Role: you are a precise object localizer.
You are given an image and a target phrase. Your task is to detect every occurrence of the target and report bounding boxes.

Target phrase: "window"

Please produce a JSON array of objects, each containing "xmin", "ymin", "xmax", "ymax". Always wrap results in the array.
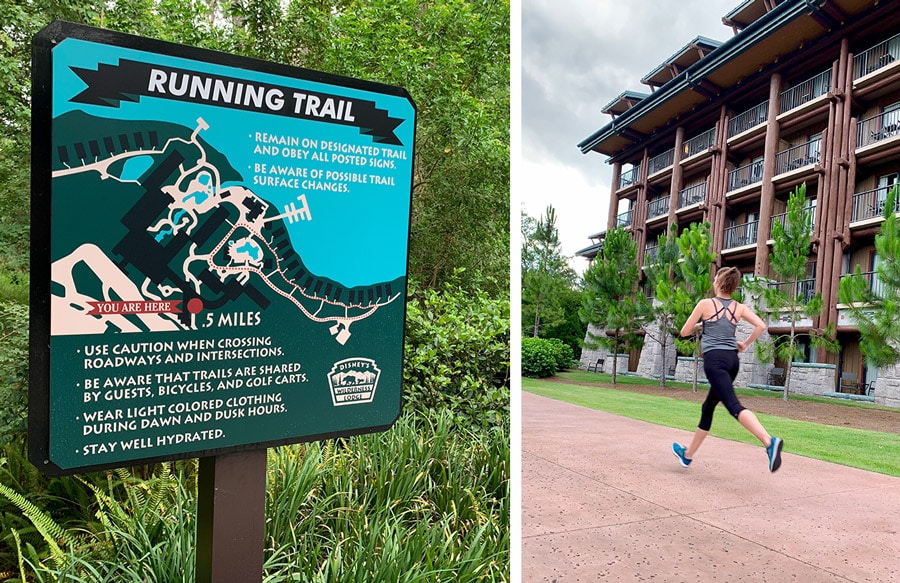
[
  {"xmin": 876, "ymin": 172, "xmax": 899, "ymax": 212},
  {"xmin": 807, "ymin": 132, "xmax": 822, "ymax": 162}
]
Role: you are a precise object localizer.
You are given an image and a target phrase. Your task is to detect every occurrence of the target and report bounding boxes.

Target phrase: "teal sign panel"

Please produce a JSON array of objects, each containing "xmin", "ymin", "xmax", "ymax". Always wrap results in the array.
[{"xmin": 30, "ymin": 21, "xmax": 415, "ymax": 475}]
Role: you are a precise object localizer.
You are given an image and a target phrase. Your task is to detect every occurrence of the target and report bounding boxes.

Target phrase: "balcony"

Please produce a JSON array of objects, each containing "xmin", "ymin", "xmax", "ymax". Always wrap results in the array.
[
  {"xmin": 857, "ymin": 112, "xmax": 900, "ymax": 149},
  {"xmin": 774, "ymin": 138, "xmax": 821, "ymax": 175},
  {"xmin": 770, "ymin": 278, "xmax": 816, "ymax": 303},
  {"xmin": 727, "ymin": 160, "xmax": 764, "ymax": 192},
  {"xmin": 616, "ymin": 208, "xmax": 633, "ymax": 228},
  {"xmin": 723, "ymin": 220, "xmax": 759, "ymax": 250},
  {"xmin": 648, "ymin": 148, "xmax": 675, "ymax": 175},
  {"xmin": 619, "ymin": 165, "xmax": 640, "ymax": 190},
  {"xmin": 850, "ymin": 187, "xmax": 900, "ymax": 222},
  {"xmin": 853, "ymin": 32, "xmax": 900, "ymax": 79},
  {"xmin": 644, "ymin": 244, "xmax": 658, "ymax": 265},
  {"xmin": 840, "ymin": 271, "xmax": 886, "ymax": 299},
  {"xmin": 647, "ymin": 196, "xmax": 670, "ymax": 220},
  {"xmin": 769, "ymin": 202, "xmax": 816, "ymax": 237},
  {"xmin": 727, "ymin": 101, "xmax": 768, "ymax": 138},
  {"xmin": 678, "ymin": 182, "xmax": 706, "ymax": 209},
  {"xmin": 779, "ymin": 69, "xmax": 831, "ymax": 114},
  {"xmin": 683, "ymin": 128, "xmax": 716, "ymax": 159}
]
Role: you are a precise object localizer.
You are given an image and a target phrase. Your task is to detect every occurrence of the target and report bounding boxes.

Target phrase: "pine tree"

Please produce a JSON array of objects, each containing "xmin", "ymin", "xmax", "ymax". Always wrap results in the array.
[
  {"xmin": 580, "ymin": 227, "xmax": 651, "ymax": 384},
  {"xmin": 838, "ymin": 186, "xmax": 900, "ymax": 368},
  {"xmin": 669, "ymin": 222, "xmax": 716, "ymax": 392},
  {"xmin": 750, "ymin": 183, "xmax": 837, "ymax": 401},
  {"xmin": 522, "ymin": 206, "xmax": 578, "ymax": 338},
  {"xmin": 644, "ymin": 224, "xmax": 681, "ymax": 387}
]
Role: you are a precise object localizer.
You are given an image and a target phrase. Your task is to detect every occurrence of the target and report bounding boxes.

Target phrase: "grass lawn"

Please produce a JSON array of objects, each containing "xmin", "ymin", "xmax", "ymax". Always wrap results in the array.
[{"xmin": 523, "ymin": 376, "xmax": 900, "ymax": 477}]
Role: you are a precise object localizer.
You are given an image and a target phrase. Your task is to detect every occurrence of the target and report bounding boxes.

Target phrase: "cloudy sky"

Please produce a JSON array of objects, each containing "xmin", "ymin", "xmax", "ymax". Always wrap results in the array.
[{"xmin": 520, "ymin": 0, "xmax": 744, "ymax": 273}]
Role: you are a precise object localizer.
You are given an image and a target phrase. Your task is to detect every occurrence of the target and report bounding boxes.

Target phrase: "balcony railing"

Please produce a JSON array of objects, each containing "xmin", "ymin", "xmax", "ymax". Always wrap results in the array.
[
  {"xmin": 853, "ymin": 31, "xmax": 900, "ymax": 79},
  {"xmin": 647, "ymin": 196, "xmax": 670, "ymax": 220},
  {"xmin": 616, "ymin": 209, "xmax": 633, "ymax": 228},
  {"xmin": 619, "ymin": 165, "xmax": 640, "ymax": 189},
  {"xmin": 728, "ymin": 101, "xmax": 768, "ymax": 137},
  {"xmin": 723, "ymin": 220, "xmax": 759, "ymax": 249},
  {"xmin": 727, "ymin": 160, "xmax": 764, "ymax": 191},
  {"xmin": 780, "ymin": 69, "xmax": 831, "ymax": 113},
  {"xmin": 850, "ymin": 187, "xmax": 900, "ymax": 222},
  {"xmin": 770, "ymin": 278, "xmax": 817, "ymax": 303},
  {"xmin": 774, "ymin": 138, "xmax": 821, "ymax": 174},
  {"xmin": 644, "ymin": 244, "xmax": 659, "ymax": 264},
  {"xmin": 648, "ymin": 148, "xmax": 675, "ymax": 175},
  {"xmin": 678, "ymin": 182, "xmax": 706, "ymax": 208},
  {"xmin": 683, "ymin": 128, "xmax": 716, "ymax": 158},
  {"xmin": 840, "ymin": 271, "xmax": 886, "ymax": 299},
  {"xmin": 857, "ymin": 111, "xmax": 900, "ymax": 148},
  {"xmin": 769, "ymin": 202, "xmax": 817, "ymax": 237}
]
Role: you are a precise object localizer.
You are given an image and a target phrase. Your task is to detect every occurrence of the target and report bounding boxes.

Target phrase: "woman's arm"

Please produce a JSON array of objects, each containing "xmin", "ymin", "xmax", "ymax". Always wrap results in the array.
[
  {"xmin": 679, "ymin": 300, "xmax": 708, "ymax": 337},
  {"xmin": 736, "ymin": 304, "xmax": 766, "ymax": 352}
]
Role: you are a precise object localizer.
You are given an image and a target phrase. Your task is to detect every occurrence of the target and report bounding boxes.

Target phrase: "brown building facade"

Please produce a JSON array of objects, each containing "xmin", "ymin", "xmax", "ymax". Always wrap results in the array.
[{"xmin": 578, "ymin": 0, "xmax": 900, "ymax": 407}]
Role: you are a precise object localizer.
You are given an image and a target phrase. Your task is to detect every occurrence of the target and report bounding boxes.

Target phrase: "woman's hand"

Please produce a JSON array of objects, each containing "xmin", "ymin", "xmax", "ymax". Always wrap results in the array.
[{"xmin": 737, "ymin": 340, "xmax": 749, "ymax": 353}]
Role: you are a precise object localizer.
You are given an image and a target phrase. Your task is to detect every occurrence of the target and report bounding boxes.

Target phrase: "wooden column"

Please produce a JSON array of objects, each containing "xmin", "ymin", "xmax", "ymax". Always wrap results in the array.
[
  {"xmin": 710, "ymin": 106, "xmax": 730, "ymax": 261},
  {"xmin": 609, "ymin": 162, "xmax": 622, "ymax": 231},
  {"xmin": 755, "ymin": 73, "xmax": 783, "ymax": 277},
  {"xmin": 668, "ymin": 127, "xmax": 686, "ymax": 230}
]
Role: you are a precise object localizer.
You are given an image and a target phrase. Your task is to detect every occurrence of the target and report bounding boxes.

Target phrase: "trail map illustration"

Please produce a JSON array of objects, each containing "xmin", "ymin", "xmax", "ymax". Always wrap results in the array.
[{"xmin": 30, "ymin": 22, "xmax": 415, "ymax": 474}]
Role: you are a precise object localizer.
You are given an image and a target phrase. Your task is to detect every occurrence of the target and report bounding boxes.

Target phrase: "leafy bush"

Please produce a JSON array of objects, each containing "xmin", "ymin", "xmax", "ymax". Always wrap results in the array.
[
  {"xmin": 403, "ymin": 277, "xmax": 510, "ymax": 432},
  {"xmin": 0, "ymin": 301, "xmax": 28, "ymax": 446},
  {"xmin": 521, "ymin": 337, "xmax": 558, "ymax": 378},
  {"xmin": 544, "ymin": 337, "xmax": 575, "ymax": 371}
]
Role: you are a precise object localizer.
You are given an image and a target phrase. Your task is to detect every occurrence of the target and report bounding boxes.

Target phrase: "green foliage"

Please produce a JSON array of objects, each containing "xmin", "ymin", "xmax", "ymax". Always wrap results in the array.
[
  {"xmin": 520, "ymin": 337, "xmax": 558, "ymax": 378},
  {"xmin": 544, "ymin": 337, "xmax": 575, "ymax": 372},
  {"xmin": 403, "ymin": 276, "xmax": 510, "ymax": 432},
  {"xmin": 540, "ymin": 287, "xmax": 587, "ymax": 361},
  {"xmin": 0, "ymin": 302, "xmax": 28, "ymax": 446},
  {"xmin": 749, "ymin": 184, "xmax": 837, "ymax": 398},
  {"xmin": 223, "ymin": 0, "xmax": 512, "ymax": 293},
  {"xmin": 839, "ymin": 187, "xmax": 900, "ymax": 367},
  {"xmin": 645, "ymin": 224, "xmax": 682, "ymax": 385},
  {"xmin": 670, "ymin": 222, "xmax": 715, "ymax": 357},
  {"xmin": 580, "ymin": 227, "xmax": 651, "ymax": 383},
  {"xmin": 3, "ymin": 411, "xmax": 509, "ymax": 581},
  {"xmin": 521, "ymin": 207, "xmax": 579, "ymax": 337}
]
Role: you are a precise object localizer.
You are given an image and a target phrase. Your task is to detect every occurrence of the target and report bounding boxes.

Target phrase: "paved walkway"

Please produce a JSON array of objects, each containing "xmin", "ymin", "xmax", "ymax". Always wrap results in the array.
[{"xmin": 522, "ymin": 391, "xmax": 900, "ymax": 582}]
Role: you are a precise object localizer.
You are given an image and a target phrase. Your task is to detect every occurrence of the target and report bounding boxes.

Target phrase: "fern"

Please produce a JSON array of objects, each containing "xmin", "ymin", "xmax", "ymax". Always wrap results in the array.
[
  {"xmin": 0, "ymin": 481, "xmax": 72, "ymax": 570},
  {"xmin": 10, "ymin": 528, "xmax": 26, "ymax": 583}
]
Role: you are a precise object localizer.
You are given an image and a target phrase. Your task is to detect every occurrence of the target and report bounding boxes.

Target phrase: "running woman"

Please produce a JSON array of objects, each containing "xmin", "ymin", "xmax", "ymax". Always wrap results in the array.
[{"xmin": 672, "ymin": 266, "xmax": 784, "ymax": 472}]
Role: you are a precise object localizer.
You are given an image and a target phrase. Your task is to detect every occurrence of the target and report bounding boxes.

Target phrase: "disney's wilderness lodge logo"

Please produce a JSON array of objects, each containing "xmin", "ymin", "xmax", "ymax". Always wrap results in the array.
[{"xmin": 327, "ymin": 358, "xmax": 381, "ymax": 406}]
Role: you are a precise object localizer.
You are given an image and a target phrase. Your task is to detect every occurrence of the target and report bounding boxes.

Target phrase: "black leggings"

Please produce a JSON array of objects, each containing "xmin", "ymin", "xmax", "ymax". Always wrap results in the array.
[{"xmin": 699, "ymin": 349, "xmax": 746, "ymax": 431}]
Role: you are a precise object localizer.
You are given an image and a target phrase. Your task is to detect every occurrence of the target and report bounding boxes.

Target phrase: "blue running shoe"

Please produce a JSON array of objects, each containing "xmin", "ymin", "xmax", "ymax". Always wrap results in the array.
[
  {"xmin": 766, "ymin": 437, "xmax": 783, "ymax": 472},
  {"xmin": 672, "ymin": 443, "xmax": 691, "ymax": 467}
]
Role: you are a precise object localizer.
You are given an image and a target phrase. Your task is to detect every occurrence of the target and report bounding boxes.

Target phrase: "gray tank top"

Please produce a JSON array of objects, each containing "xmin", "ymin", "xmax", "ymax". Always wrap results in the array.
[{"xmin": 701, "ymin": 298, "xmax": 738, "ymax": 353}]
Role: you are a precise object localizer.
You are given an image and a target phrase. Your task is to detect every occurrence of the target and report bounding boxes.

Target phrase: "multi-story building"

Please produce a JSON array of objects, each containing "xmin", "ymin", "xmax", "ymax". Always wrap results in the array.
[{"xmin": 577, "ymin": 0, "xmax": 899, "ymax": 407}]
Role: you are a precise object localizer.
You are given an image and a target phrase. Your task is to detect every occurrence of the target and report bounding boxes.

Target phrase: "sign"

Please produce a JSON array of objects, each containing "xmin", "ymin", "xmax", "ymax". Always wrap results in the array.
[{"xmin": 30, "ymin": 21, "xmax": 415, "ymax": 475}]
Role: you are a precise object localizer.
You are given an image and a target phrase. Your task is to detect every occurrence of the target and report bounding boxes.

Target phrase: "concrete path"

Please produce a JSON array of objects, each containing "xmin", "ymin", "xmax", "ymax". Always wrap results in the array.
[{"xmin": 521, "ymin": 391, "xmax": 900, "ymax": 582}]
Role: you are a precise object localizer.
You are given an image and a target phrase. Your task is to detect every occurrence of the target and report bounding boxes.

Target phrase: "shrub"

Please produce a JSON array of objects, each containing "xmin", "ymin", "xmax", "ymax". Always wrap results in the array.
[
  {"xmin": 403, "ymin": 278, "xmax": 510, "ymax": 432},
  {"xmin": 544, "ymin": 337, "xmax": 575, "ymax": 371},
  {"xmin": 521, "ymin": 337, "xmax": 558, "ymax": 378},
  {"xmin": 0, "ymin": 301, "xmax": 28, "ymax": 446}
]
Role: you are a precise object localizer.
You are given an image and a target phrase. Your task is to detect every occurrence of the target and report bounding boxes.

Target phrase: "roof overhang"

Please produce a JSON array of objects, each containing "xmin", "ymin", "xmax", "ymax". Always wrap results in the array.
[{"xmin": 578, "ymin": 0, "xmax": 866, "ymax": 160}]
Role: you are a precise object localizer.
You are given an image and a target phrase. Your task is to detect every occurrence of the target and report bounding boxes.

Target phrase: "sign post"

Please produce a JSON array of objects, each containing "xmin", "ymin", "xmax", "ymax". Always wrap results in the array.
[{"xmin": 30, "ymin": 21, "xmax": 415, "ymax": 579}]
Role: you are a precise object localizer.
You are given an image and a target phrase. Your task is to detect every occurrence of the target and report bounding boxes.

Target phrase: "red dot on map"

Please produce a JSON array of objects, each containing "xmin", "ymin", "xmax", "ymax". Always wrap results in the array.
[{"xmin": 187, "ymin": 298, "xmax": 204, "ymax": 314}]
